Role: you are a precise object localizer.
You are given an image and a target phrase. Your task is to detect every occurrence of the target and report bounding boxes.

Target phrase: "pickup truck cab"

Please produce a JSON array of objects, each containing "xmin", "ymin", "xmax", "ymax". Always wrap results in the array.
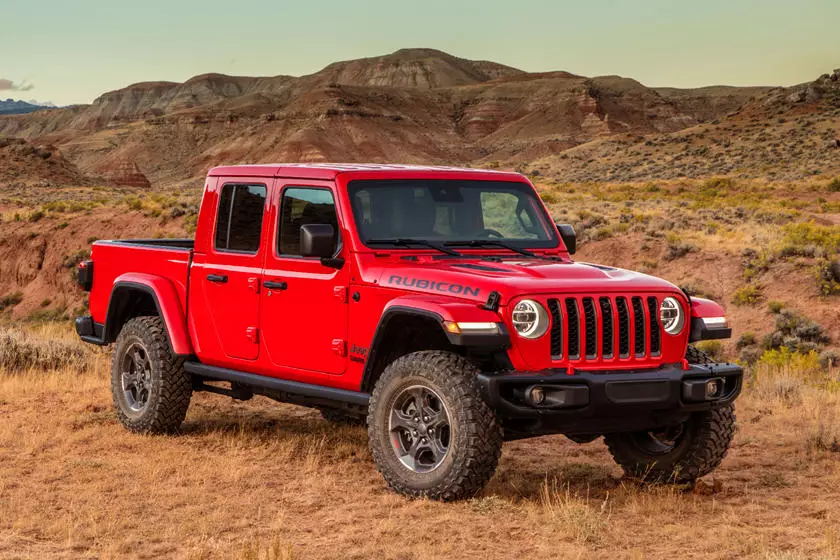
[{"xmin": 76, "ymin": 164, "xmax": 741, "ymax": 500}]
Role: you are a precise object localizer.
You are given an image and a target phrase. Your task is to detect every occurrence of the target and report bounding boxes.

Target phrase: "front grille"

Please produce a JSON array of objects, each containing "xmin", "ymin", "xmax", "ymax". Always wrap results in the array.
[{"xmin": 549, "ymin": 295, "xmax": 663, "ymax": 364}]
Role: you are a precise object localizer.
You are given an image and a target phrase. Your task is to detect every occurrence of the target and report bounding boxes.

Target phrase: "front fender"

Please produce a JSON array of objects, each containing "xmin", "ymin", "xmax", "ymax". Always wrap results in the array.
[
  {"xmin": 688, "ymin": 297, "xmax": 732, "ymax": 342},
  {"xmin": 106, "ymin": 272, "xmax": 193, "ymax": 355},
  {"xmin": 377, "ymin": 294, "xmax": 510, "ymax": 348}
]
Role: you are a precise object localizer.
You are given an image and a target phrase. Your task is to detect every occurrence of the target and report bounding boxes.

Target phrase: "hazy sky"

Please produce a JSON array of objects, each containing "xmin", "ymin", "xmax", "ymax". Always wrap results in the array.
[{"xmin": 3, "ymin": 0, "xmax": 838, "ymax": 106}]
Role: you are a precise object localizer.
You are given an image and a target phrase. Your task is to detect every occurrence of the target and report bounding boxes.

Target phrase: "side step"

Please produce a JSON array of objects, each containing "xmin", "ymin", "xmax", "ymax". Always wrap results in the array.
[{"xmin": 184, "ymin": 362, "xmax": 370, "ymax": 407}]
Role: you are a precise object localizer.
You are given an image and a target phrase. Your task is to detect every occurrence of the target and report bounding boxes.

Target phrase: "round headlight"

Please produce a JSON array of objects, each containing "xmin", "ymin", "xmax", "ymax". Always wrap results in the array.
[
  {"xmin": 659, "ymin": 297, "xmax": 685, "ymax": 335},
  {"xmin": 512, "ymin": 299, "xmax": 549, "ymax": 339}
]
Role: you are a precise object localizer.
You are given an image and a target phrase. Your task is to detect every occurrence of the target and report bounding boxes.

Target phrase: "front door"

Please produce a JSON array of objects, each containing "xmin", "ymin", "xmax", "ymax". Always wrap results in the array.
[
  {"xmin": 193, "ymin": 180, "xmax": 268, "ymax": 361},
  {"xmin": 260, "ymin": 183, "xmax": 349, "ymax": 376}
]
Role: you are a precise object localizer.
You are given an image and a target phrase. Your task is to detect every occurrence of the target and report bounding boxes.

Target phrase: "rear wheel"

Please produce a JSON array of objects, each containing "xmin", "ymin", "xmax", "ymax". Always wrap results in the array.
[
  {"xmin": 111, "ymin": 316, "xmax": 192, "ymax": 434},
  {"xmin": 367, "ymin": 351, "xmax": 502, "ymax": 501}
]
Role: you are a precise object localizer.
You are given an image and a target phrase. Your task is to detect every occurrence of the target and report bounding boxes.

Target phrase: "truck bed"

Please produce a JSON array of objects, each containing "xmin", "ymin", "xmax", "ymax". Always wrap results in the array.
[{"xmin": 87, "ymin": 239, "xmax": 194, "ymax": 328}]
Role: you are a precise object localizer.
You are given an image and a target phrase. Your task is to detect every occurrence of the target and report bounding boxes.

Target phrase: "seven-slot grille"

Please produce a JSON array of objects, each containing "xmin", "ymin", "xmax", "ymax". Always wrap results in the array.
[{"xmin": 547, "ymin": 295, "xmax": 663, "ymax": 363}]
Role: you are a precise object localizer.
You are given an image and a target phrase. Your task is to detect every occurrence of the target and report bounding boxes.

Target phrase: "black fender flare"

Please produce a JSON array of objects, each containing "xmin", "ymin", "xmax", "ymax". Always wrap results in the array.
[{"xmin": 359, "ymin": 306, "xmax": 510, "ymax": 392}]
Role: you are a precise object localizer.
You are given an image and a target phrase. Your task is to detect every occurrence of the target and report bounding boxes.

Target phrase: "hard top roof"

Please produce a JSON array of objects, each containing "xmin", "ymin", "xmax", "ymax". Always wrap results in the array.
[{"xmin": 207, "ymin": 163, "xmax": 525, "ymax": 181}]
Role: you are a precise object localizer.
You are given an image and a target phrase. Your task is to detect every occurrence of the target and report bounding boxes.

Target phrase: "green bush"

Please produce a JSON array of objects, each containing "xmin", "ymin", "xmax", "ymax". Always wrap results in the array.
[
  {"xmin": 828, "ymin": 177, "xmax": 840, "ymax": 193},
  {"xmin": 732, "ymin": 284, "xmax": 763, "ymax": 306}
]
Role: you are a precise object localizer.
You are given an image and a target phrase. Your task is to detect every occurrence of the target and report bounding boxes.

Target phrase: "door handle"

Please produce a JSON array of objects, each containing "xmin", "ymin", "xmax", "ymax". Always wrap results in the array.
[
  {"xmin": 263, "ymin": 280, "xmax": 287, "ymax": 290},
  {"xmin": 207, "ymin": 274, "xmax": 228, "ymax": 283}
]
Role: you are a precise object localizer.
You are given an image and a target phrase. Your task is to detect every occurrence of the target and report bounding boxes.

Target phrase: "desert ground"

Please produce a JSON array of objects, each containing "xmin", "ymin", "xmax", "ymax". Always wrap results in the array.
[{"xmin": 0, "ymin": 323, "xmax": 837, "ymax": 559}]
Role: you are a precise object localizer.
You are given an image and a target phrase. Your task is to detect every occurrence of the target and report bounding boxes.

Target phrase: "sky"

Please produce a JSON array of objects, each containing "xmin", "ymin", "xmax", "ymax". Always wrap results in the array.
[{"xmin": 2, "ymin": 0, "xmax": 838, "ymax": 106}]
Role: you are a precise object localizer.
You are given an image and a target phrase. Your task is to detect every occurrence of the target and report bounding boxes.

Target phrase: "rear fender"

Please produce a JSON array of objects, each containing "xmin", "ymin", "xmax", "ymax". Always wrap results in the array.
[{"xmin": 104, "ymin": 273, "xmax": 193, "ymax": 355}]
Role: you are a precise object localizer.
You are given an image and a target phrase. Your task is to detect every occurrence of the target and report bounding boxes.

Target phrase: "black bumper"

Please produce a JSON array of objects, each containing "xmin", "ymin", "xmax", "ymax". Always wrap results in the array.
[
  {"xmin": 477, "ymin": 362, "xmax": 742, "ymax": 439},
  {"xmin": 75, "ymin": 316, "xmax": 106, "ymax": 345}
]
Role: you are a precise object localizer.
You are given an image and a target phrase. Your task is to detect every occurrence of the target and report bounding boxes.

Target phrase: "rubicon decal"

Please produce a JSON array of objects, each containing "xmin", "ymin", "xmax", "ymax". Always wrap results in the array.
[{"xmin": 387, "ymin": 275, "xmax": 480, "ymax": 297}]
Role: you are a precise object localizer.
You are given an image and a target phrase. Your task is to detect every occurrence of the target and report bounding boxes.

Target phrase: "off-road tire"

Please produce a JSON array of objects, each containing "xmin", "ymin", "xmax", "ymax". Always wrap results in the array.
[
  {"xmin": 604, "ymin": 405, "xmax": 735, "ymax": 483},
  {"xmin": 367, "ymin": 350, "xmax": 503, "ymax": 501},
  {"xmin": 685, "ymin": 345, "xmax": 715, "ymax": 365},
  {"xmin": 320, "ymin": 408, "xmax": 365, "ymax": 426},
  {"xmin": 604, "ymin": 344, "xmax": 735, "ymax": 482},
  {"xmin": 111, "ymin": 316, "xmax": 192, "ymax": 434}
]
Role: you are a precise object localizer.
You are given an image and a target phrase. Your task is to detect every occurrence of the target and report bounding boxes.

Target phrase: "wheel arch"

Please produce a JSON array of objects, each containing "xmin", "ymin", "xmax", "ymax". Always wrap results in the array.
[
  {"xmin": 104, "ymin": 274, "xmax": 193, "ymax": 355},
  {"xmin": 359, "ymin": 303, "xmax": 510, "ymax": 393}
]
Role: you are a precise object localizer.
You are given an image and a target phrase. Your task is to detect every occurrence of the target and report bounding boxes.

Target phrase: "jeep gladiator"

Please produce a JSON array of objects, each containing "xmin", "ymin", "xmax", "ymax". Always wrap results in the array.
[{"xmin": 76, "ymin": 164, "xmax": 742, "ymax": 500}]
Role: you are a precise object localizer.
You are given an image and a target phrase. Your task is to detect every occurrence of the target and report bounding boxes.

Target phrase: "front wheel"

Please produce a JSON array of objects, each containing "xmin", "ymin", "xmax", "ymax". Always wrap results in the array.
[
  {"xmin": 604, "ymin": 404, "xmax": 736, "ymax": 483},
  {"xmin": 367, "ymin": 351, "xmax": 502, "ymax": 501}
]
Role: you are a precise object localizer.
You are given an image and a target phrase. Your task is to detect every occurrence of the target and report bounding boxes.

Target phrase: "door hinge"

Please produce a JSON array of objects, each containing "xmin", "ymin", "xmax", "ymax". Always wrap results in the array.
[
  {"xmin": 246, "ymin": 326, "xmax": 259, "ymax": 344},
  {"xmin": 331, "ymin": 338, "xmax": 347, "ymax": 356},
  {"xmin": 333, "ymin": 285, "xmax": 348, "ymax": 303},
  {"xmin": 248, "ymin": 276, "xmax": 260, "ymax": 294}
]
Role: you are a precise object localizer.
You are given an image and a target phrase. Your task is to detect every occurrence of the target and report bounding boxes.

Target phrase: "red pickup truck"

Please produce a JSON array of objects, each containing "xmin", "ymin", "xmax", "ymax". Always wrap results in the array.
[{"xmin": 76, "ymin": 164, "xmax": 741, "ymax": 500}]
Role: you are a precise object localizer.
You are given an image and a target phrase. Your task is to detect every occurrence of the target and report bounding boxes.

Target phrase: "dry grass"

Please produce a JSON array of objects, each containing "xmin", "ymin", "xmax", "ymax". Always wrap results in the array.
[
  {"xmin": 0, "ymin": 324, "xmax": 839, "ymax": 559},
  {"xmin": 0, "ymin": 323, "xmax": 94, "ymax": 373}
]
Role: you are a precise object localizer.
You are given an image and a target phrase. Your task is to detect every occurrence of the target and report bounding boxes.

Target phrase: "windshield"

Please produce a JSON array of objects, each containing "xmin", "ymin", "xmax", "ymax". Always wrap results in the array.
[{"xmin": 348, "ymin": 180, "xmax": 558, "ymax": 249}]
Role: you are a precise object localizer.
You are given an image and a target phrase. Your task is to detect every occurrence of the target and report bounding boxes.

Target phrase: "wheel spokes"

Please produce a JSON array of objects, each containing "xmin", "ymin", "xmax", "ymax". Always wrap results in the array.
[
  {"xmin": 389, "ymin": 407, "xmax": 415, "ymax": 432},
  {"xmin": 388, "ymin": 384, "xmax": 452, "ymax": 473}
]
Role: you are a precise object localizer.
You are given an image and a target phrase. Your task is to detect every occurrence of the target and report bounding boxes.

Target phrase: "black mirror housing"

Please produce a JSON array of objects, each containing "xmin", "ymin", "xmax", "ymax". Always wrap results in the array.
[
  {"xmin": 556, "ymin": 223, "xmax": 576, "ymax": 255},
  {"xmin": 300, "ymin": 224, "xmax": 335, "ymax": 258}
]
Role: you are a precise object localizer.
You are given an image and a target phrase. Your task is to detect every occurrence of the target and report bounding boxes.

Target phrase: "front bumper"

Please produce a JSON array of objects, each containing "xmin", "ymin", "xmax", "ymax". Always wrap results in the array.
[{"xmin": 477, "ymin": 362, "xmax": 742, "ymax": 439}]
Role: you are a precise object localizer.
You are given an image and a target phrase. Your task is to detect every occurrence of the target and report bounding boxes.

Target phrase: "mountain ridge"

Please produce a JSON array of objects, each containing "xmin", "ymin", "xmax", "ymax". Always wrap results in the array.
[{"xmin": 0, "ymin": 49, "xmax": 837, "ymax": 186}]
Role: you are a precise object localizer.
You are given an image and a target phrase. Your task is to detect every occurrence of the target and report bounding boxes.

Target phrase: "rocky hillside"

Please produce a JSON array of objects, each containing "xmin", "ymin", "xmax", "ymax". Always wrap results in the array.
[
  {"xmin": 0, "ymin": 50, "xmax": 837, "ymax": 187},
  {"xmin": 0, "ymin": 137, "xmax": 95, "ymax": 187},
  {"xmin": 531, "ymin": 69, "xmax": 840, "ymax": 182}
]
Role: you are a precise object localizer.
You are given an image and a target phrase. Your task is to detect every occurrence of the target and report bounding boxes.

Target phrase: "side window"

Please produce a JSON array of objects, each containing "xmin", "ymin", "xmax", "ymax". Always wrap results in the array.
[
  {"xmin": 278, "ymin": 187, "xmax": 339, "ymax": 256},
  {"xmin": 214, "ymin": 183, "xmax": 267, "ymax": 253}
]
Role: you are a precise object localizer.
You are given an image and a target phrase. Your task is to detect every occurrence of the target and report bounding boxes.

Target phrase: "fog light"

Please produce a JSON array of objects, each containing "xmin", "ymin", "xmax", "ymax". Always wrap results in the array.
[
  {"xmin": 706, "ymin": 378, "xmax": 723, "ymax": 398},
  {"xmin": 527, "ymin": 385, "xmax": 546, "ymax": 405}
]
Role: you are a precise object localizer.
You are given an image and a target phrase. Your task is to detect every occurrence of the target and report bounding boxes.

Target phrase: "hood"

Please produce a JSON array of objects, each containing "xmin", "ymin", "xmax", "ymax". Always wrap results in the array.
[{"xmin": 371, "ymin": 257, "xmax": 681, "ymax": 304}]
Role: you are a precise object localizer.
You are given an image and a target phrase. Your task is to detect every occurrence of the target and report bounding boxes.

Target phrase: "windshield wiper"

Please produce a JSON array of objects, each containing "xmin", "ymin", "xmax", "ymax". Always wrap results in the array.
[
  {"xmin": 444, "ymin": 239, "xmax": 537, "ymax": 258},
  {"xmin": 367, "ymin": 238, "xmax": 463, "ymax": 257}
]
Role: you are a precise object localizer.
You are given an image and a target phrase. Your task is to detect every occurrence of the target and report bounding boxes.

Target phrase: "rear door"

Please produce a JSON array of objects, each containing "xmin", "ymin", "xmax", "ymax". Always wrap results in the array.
[
  {"xmin": 192, "ymin": 180, "xmax": 268, "ymax": 361},
  {"xmin": 259, "ymin": 181, "xmax": 349, "ymax": 376}
]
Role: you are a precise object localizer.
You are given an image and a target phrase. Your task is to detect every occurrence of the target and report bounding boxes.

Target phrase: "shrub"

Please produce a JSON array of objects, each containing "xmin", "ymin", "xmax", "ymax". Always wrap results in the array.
[
  {"xmin": 696, "ymin": 340, "xmax": 723, "ymax": 360},
  {"xmin": 781, "ymin": 222, "xmax": 840, "ymax": 258},
  {"xmin": 816, "ymin": 259, "xmax": 840, "ymax": 296},
  {"xmin": 762, "ymin": 309, "xmax": 830, "ymax": 353},
  {"xmin": 732, "ymin": 284, "xmax": 763, "ymax": 306},
  {"xmin": 0, "ymin": 327, "xmax": 89, "ymax": 373},
  {"xmin": 828, "ymin": 177, "xmax": 840, "ymax": 192},
  {"xmin": 736, "ymin": 332, "xmax": 757, "ymax": 350},
  {"xmin": 0, "ymin": 291, "xmax": 23, "ymax": 311},
  {"xmin": 767, "ymin": 300, "xmax": 786, "ymax": 314}
]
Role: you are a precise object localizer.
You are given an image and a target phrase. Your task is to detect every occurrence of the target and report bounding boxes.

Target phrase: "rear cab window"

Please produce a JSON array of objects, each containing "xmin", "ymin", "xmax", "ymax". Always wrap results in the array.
[{"xmin": 214, "ymin": 183, "xmax": 267, "ymax": 253}]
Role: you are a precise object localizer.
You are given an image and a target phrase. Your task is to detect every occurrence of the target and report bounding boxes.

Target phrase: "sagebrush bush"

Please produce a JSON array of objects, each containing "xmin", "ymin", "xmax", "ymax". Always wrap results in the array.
[
  {"xmin": 0, "ymin": 328, "xmax": 90, "ymax": 372},
  {"xmin": 732, "ymin": 284, "xmax": 763, "ymax": 306}
]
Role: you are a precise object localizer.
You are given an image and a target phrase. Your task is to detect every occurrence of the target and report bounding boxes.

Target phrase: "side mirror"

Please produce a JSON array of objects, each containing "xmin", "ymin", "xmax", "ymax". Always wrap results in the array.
[
  {"xmin": 300, "ymin": 224, "xmax": 335, "ymax": 258},
  {"xmin": 556, "ymin": 223, "xmax": 576, "ymax": 255}
]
